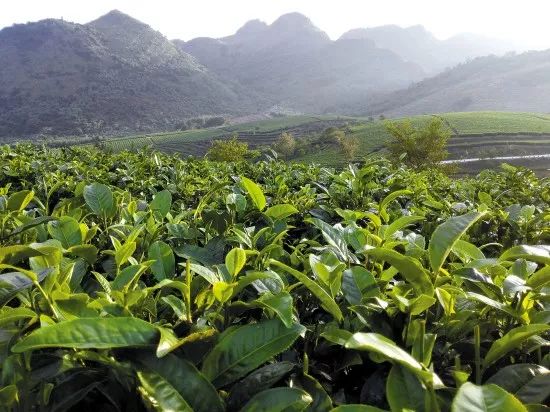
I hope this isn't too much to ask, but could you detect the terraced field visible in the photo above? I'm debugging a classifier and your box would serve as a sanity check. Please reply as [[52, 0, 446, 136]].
[[94, 111, 550, 173], [100, 115, 354, 156], [296, 112, 550, 174]]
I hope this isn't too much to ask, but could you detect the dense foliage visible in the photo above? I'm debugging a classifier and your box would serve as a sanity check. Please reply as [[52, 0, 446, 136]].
[[0, 144, 549, 411], [206, 136, 258, 162], [385, 118, 451, 170]]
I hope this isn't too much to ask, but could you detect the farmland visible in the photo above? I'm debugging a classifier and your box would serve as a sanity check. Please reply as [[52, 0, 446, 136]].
[[0, 144, 548, 411], [93, 112, 550, 173]]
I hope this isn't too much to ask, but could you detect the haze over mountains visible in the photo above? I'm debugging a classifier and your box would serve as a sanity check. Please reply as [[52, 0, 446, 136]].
[[368, 50, 550, 116], [0, 9, 547, 138], [340, 25, 514, 74], [176, 13, 425, 113]]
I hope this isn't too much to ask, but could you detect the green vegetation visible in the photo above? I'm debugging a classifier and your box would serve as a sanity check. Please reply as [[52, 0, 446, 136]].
[[385, 118, 451, 170], [206, 135, 258, 162], [272, 132, 298, 159], [440, 112, 550, 135], [0, 144, 549, 410], [90, 112, 550, 174]]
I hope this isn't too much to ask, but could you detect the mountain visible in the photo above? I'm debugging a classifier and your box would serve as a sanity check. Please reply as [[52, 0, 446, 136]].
[[0, 10, 526, 139], [176, 13, 425, 113], [340, 25, 515, 74], [0, 10, 251, 138], [366, 50, 550, 116]]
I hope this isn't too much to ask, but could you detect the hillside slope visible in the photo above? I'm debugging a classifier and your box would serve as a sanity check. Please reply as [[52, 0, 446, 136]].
[[94, 112, 550, 176], [367, 51, 550, 116], [341, 25, 514, 74], [175, 13, 425, 113], [0, 10, 252, 138]]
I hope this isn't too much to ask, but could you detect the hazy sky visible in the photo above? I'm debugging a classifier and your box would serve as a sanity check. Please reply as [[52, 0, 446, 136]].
[[0, 0, 548, 49]]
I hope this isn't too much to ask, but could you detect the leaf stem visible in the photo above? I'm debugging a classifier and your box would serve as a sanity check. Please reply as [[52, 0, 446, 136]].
[[185, 259, 192, 323], [474, 325, 481, 384]]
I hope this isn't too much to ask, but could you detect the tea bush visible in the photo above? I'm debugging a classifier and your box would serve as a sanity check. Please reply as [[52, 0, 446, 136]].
[[0, 144, 548, 411]]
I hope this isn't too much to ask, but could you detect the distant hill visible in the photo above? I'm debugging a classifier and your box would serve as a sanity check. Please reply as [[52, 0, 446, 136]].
[[366, 50, 550, 116], [0, 10, 253, 138], [175, 13, 425, 113], [340, 25, 515, 74], [0, 10, 530, 139]]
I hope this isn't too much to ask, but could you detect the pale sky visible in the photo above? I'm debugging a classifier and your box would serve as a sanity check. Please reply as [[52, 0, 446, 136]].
[[0, 0, 548, 49]]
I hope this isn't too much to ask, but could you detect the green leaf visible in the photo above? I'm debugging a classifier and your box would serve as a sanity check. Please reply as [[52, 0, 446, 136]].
[[0, 245, 45, 265], [45, 369, 102, 411], [452, 239, 486, 262], [264, 204, 299, 220], [227, 362, 295, 410], [226, 247, 247, 277], [379, 190, 413, 222], [115, 240, 136, 267], [410, 294, 437, 316], [47, 216, 82, 248], [0, 307, 36, 327], [345, 332, 442, 386], [240, 387, 312, 412], [499, 246, 550, 265], [451, 383, 527, 412], [429, 211, 487, 273], [137, 353, 224, 412], [7, 190, 34, 211], [67, 245, 98, 265], [112, 263, 151, 291], [241, 177, 266, 211], [83, 183, 115, 218], [137, 370, 193, 411], [201, 319, 305, 388], [487, 364, 550, 404], [175, 239, 226, 267], [293, 373, 332, 412], [161, 295, 186, 320], [189, 263, 220, 284], [11, 317, 159, 352], [148, 241, 175, 281], [341, 266, 379, 305], [386, 365, 426, 412], [269, 259, 343, 322], [255, 291, 294, 328], [0, 385, 17, 407], [0, 269, 50, 306], [526, 266, 550, 289], [150, 190, 172, 219], [7, 216, 56, 238], [213, 281, 235, 303], [330, 406, 387, 412], [383, 215, 424, 240], [363, 248, 433, 296], [320, 328, 353, 346], [483, 324, 550, 369]]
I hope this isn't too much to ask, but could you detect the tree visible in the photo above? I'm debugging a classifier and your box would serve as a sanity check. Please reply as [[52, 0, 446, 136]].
[[385, 118, 451, 170], [272, 132, 297, 158], [339, 135, 360, 161], [206, 134, 253, 162], [204, 116, 225, 128], [320, 127, 345, 145]]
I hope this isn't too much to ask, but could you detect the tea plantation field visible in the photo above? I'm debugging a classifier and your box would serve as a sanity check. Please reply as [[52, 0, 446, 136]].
[[0, 144, 549, 410], [96, 111, 550, 174]]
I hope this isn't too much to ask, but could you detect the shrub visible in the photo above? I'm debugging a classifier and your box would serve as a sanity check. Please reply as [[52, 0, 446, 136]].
[[385, 117, 451, 170], [206, 135, 253, 162], [272, 132, 297, 158], [339, 135, 360, 160]]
